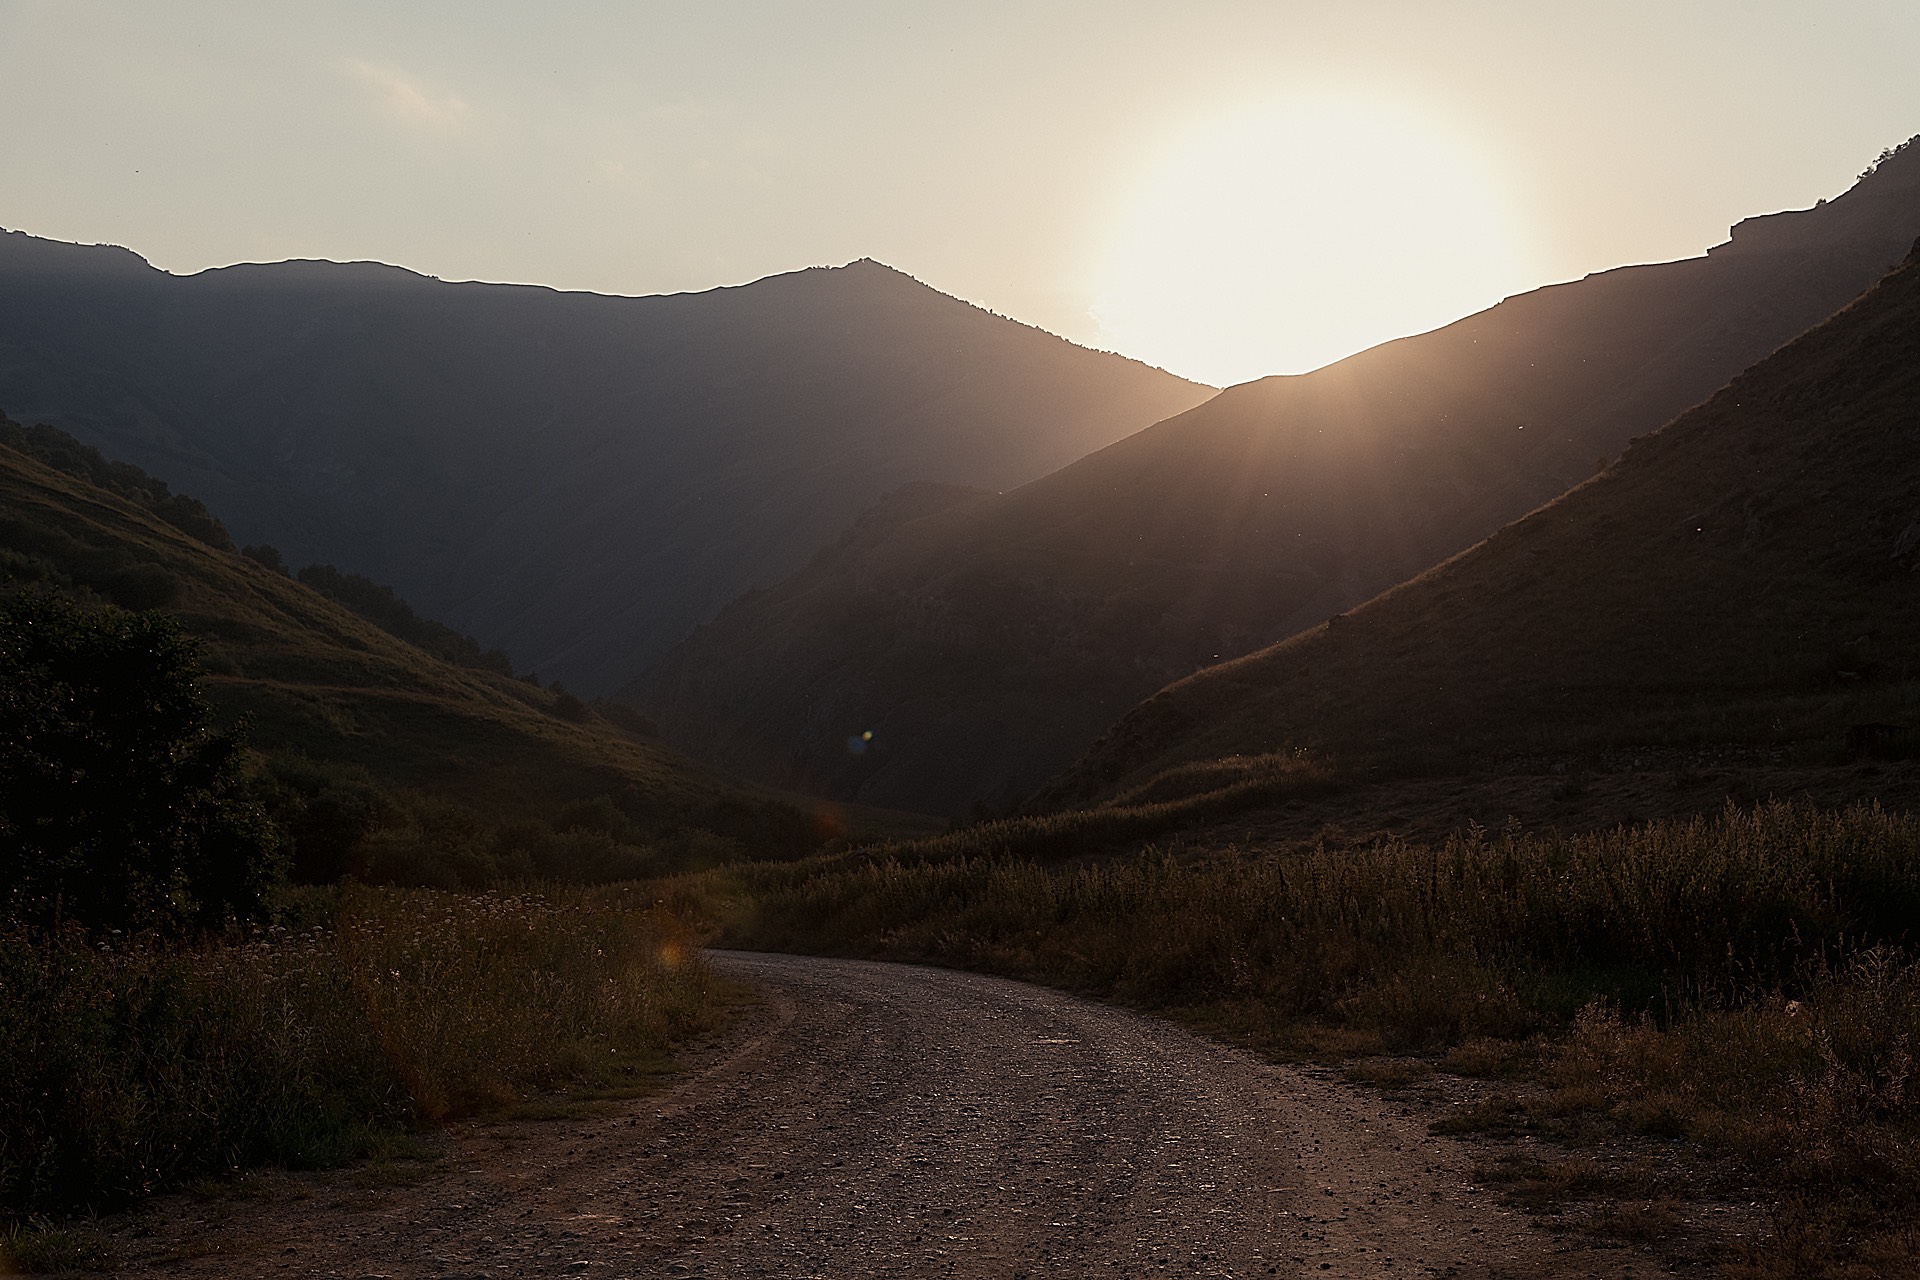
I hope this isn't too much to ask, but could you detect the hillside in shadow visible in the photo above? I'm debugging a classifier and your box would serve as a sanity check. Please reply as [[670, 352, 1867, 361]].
[[0, 413, 894, 887], [0, 243, 1210, 692]]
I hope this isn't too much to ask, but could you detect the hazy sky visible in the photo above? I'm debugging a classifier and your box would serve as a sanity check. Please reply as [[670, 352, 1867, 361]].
[[4, 1, 1917, 385]]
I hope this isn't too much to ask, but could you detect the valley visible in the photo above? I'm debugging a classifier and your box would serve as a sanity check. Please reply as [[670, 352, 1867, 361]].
[[4, 67, 1920, 1275]]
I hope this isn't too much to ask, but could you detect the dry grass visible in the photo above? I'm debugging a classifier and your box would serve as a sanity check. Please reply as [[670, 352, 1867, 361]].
[[333, 886, 713, 1118], [866, 748, 1338, 865], [0, 1218, 120, 1274], [0, 886, 717, 1220]]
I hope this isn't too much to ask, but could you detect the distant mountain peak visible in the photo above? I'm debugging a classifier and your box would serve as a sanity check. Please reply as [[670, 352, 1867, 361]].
[[812, 258, 930, 290]]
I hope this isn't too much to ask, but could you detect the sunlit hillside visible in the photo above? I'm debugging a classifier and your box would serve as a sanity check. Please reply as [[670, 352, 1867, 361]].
[[1052, 234, 1920, 807]]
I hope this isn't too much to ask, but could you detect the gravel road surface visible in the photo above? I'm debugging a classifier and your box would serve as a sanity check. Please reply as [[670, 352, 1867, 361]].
[[115, 952, 1662, 1279]]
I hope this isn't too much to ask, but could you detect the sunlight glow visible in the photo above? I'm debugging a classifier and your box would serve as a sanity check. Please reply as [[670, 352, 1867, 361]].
[[1091, 95, 1540, 386]]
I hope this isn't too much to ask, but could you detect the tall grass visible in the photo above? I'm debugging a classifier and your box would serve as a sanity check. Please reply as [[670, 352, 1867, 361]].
[[881, 749, 1337, 865], [333, 888, 711, 1118], [0, 886, 715, 1216], [681, 802, 1920, 1035]]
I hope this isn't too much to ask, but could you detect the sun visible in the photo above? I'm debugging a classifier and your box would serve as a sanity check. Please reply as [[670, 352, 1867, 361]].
[[1090, 95, 1539, 387]]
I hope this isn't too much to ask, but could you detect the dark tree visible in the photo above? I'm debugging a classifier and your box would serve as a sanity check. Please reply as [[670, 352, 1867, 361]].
[[259, 757, 384, 884], [296, 563, 514, 675], [549, 685, 591, 723], [0, 415, 235, 551], [240, 543, 289, 575], [0, 591, 282, 931]]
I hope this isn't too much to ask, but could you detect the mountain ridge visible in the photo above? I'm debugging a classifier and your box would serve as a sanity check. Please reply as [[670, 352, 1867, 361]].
[[0, 233, 1211, 692], [632, 138, 1920, 815]]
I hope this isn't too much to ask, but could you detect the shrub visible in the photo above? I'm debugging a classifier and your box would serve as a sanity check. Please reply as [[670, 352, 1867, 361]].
[[0, 591, 282, 932], [240, 543, 289, 574], [295, 563, 513, 675], [259, 756, 386, 884], [0, 920, 398, 1211]]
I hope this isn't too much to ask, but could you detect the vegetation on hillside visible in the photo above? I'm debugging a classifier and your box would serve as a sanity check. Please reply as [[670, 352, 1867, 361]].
[[0, 414, 845, 892], [5, 420, 516, 680], [1056, 235, 1920, 807], [0, 419, 233, 552], [859, 749, 1339, 864]]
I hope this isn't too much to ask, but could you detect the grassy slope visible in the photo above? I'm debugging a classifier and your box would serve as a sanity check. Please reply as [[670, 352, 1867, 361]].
[[1055, 237, 1920, 805], [635, 139, 1920, 817], [0, 439, 856, 853]]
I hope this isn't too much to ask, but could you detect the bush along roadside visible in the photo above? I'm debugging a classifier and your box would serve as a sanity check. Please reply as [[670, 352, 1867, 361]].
[[0, 884, 718, 1219]]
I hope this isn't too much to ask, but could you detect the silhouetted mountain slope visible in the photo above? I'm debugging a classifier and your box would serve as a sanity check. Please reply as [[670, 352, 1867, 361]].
[[0, 242, 1210, 692], [633, 139, 1920, 815], [1, 417, 235, 552], [0, 413, 842, 875], [1051, 234, 1920, 805]]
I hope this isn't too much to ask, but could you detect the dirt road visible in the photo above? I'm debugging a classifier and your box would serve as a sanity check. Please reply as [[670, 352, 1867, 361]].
[[117, 952, 1660, 1278]]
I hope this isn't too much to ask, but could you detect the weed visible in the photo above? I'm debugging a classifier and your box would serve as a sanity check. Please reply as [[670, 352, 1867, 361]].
[[0, 1218, 119, 1274], [0, 886, 717, 1217]]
